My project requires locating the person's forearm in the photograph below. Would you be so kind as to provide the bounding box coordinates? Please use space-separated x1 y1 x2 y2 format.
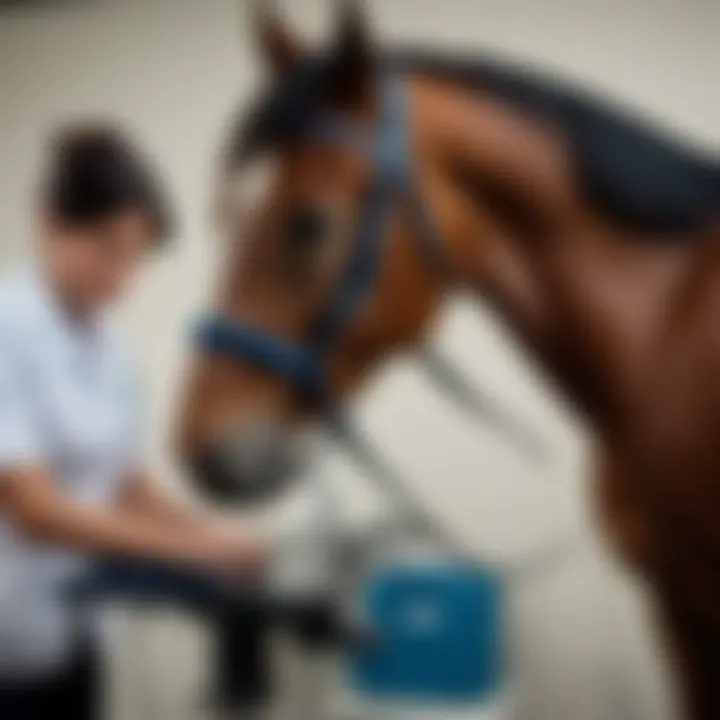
0 466 262 572
121 473 230 539
11 488 217 565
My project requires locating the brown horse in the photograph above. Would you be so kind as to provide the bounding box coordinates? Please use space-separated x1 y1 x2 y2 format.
176 4 720 716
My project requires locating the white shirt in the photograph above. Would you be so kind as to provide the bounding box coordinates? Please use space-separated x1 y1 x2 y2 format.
0 265 141 678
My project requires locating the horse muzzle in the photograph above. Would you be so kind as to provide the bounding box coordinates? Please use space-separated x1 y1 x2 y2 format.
187 420 310 504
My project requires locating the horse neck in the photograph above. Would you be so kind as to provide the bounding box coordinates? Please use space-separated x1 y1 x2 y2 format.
411 75 694 429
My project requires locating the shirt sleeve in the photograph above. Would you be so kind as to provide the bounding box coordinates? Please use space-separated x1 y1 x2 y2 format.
0 334 43 470
121 363 147 475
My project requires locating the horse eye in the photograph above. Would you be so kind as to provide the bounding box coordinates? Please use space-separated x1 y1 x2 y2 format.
284 206 328 250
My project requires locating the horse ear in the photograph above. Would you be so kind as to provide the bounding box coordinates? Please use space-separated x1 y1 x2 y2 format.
331 0 374 101
253 1 301 75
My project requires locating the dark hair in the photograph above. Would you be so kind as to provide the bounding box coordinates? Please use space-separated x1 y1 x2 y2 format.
42 123 174 246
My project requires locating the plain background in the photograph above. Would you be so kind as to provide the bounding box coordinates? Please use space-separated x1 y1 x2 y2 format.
1 1 718 718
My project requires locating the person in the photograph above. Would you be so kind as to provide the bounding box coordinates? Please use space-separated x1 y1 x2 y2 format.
0 124 265 719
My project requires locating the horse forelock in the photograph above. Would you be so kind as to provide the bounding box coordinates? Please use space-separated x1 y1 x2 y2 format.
224 54 338 169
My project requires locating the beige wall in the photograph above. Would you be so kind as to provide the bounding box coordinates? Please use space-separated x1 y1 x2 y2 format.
1 1 718 718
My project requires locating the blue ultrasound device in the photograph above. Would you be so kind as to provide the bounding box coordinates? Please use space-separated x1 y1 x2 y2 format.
350 561 505 703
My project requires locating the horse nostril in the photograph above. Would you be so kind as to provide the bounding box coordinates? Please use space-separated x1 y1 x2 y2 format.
187 435 302 505
188 446 243 503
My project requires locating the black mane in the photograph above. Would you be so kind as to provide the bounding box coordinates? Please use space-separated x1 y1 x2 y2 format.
232 47 720 235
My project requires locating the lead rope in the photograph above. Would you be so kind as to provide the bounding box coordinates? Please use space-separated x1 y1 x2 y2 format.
324 403 580 582
419 346 551 464
326 409 472 558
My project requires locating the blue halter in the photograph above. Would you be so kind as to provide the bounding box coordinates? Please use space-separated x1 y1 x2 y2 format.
196 75 431 406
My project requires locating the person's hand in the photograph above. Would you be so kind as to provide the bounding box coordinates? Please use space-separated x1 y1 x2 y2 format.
201 531 270 586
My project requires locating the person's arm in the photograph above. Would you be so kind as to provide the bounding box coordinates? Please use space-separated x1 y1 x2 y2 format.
0 464 253 567
118 471 266 561
0 331 261 570
119 471 223 534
